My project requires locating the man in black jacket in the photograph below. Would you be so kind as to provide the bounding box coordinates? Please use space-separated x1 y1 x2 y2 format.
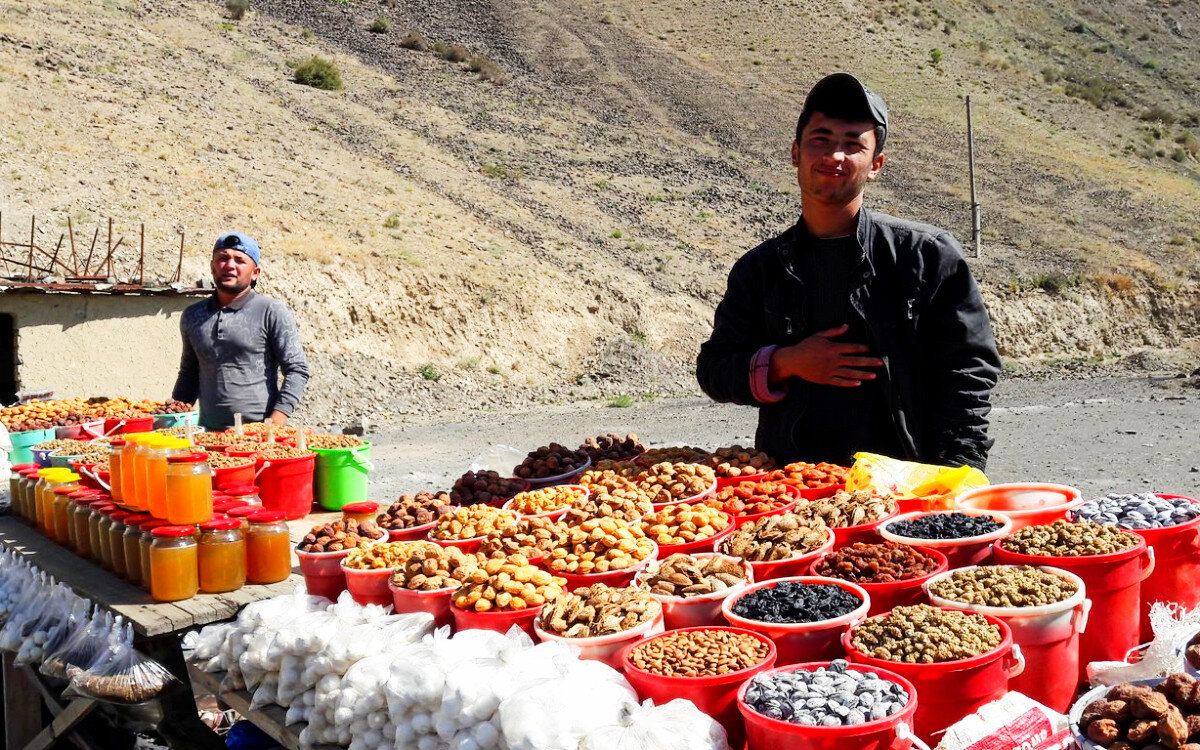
696 73 1001 471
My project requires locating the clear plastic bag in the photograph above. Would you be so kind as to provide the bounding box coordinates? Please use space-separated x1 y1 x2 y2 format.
0 577 70 653
579 699 730 750
63 620 177 704
15 596 89 667
0 553 37 626
499 659 637 750
41 609 114 680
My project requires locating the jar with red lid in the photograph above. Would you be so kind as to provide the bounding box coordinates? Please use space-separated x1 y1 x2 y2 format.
52 486 85 547
105 510 134 579
341 501 380 525
65 490 101 549
108 438 127 506
165 451 213 526
70 496 100 559
139 519 172 592
198 518 246 593
245 510 291 584
88 504 117 570
225 505 259 532
122 513 152 585
223 484 261 507
149 526 199 602
10 464 36 519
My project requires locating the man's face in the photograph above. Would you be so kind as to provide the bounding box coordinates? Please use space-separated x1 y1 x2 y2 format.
211 248 259 295
792 112 886 208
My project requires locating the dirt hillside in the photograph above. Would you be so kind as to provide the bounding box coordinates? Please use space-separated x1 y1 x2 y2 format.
0 0 1196 423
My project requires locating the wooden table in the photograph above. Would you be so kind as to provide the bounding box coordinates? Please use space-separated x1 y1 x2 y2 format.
187 668 340 750
0 511 342 750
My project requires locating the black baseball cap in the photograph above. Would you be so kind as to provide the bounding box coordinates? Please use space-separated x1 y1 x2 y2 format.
796 73 889 149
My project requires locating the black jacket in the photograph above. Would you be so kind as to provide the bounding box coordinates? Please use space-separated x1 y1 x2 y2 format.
696 208 1001 471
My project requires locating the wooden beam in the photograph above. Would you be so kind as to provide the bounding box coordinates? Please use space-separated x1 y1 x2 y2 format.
20 695 97 750
3 654 42 750
83 225 99 275
67 216 78 274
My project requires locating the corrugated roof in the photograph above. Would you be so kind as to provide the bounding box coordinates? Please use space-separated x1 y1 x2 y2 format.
0 280 208 296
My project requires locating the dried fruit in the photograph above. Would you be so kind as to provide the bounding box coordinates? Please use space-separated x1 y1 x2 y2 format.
538 584 660 637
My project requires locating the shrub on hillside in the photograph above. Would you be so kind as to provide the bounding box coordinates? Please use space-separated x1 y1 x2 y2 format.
438 44 470 63
226 0 249 20
399 32 429 51
369 15 391 34
293 56 343 90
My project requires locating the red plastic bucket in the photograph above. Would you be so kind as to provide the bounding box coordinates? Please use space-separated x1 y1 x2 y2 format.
255 452 315 519
388 519 440 542
555 549 657 592
654 512 736 556
1131 494 1200 641
621 626 777 749
533 610 665 668
811 547 949 616
924 565 1089 713
878 510 1013 569
705 483 799 529
451 601 541 636
844 610 1025 745
955 483 1081 530
797 483 843 501
212 460 256 491
296 548 352 601
634 554 754 631
738 662 928 750
103 416 155 436
723 528 836 582
722 577 870 666
341 563 396 606
993 536 1151 681
832 508 900 549
389 582 455 628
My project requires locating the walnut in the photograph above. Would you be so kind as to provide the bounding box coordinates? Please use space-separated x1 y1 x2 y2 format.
1087 718 1121 745
1131 691 1173 721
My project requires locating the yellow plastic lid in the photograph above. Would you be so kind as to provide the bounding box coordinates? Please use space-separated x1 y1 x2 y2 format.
60 473 81 482
38 468 71 477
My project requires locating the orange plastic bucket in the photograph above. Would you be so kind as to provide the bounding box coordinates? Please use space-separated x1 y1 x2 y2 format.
993 536 1152 680
955 483 1081 530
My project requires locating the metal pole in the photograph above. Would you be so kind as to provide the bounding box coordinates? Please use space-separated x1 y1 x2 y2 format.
966 95 982 259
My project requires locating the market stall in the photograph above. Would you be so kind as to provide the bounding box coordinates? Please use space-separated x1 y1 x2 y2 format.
1 419 1198 750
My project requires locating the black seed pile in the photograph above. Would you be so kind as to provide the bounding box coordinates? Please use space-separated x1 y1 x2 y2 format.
886 513 1003 540
732 582 862 624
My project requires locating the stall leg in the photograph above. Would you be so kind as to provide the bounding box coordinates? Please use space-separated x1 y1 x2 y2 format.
3 653 43 749
140 637 225 750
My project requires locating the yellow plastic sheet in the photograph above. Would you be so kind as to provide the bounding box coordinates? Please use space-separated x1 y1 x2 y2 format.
845 452 989 511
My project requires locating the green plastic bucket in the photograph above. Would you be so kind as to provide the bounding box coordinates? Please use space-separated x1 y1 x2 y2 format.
153 411 198 430
312 442 373 511
9 428 55 464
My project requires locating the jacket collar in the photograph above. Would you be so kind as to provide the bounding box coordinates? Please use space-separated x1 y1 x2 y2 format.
208 290 256 312
784 208 875 272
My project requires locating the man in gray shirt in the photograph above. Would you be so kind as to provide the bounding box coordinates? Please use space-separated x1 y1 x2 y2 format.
172 232 309 431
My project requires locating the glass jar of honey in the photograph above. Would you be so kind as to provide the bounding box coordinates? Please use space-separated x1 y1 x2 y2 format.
224 505 258 533
245 510 291 584
121 513 152 586
35 469 74 537
341 502 380 525
123 433 154 512
139 519 171 592
14 467 35 520
223 484 262 507
146 438 189 519
149 526 199 602
107 438 127 506
165 452 214 525
70 496 100 559
88 503 116 569
105 510 133 579
62 489 100 549
197 518 246 593
10 464 35 519
51 486 80 547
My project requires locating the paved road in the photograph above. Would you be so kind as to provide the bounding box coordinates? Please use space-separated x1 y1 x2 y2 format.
366 377 1199 500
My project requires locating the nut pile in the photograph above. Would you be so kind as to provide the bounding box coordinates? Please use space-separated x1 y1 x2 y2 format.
512 443 589 480
306 434 366 449
344 542 427 569
565 473 652 525
479 516 569 559
732 582 862 624
640 554 748 597
929 566 1078 608
767 461 849 489
637 446 711 465
639 504 731 546
452 555 565 612
204 453 254 470
703 446 777 478
538 584 661 637
1001 520 1140 557
851 605 1001 663
547 517 656 574
508 486 586 515
702 481 794 517
193 432 250 448
794 490 896 528
628 629 770 677
377 492 454 530
1078 675 1200 748
389 543 482 591
886 512 1004 540
1072 493 1200 530
247 444 313 459
744 660 909 726
718 513 830 562
297 519 385 552
33 439 91 454
429 506 518 541
449 470 527 506
634 462 716 504
578 433 645 463
814 542 940 583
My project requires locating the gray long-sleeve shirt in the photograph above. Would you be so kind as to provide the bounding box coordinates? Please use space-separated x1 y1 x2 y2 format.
172 291 309 431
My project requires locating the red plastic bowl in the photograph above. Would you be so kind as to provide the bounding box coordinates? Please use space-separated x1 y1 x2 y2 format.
533 610 665 668
296 547 352 601
714 471 768 489
387 518 440 542
956 483 1081 530
797 483 844 500
621 626 777 749
389 581 456 628
879 509 1013 569
341 562 397 606
501 485 587 520
652 511 736 557
831 508 901 548
635 554 754 631
721 528 836 582
810 546 949 616
650 478 718 510
722 577 871 666
554 549 658 592
451 601 541 636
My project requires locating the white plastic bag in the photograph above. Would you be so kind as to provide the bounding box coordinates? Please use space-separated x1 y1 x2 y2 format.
1087 603 1200 686
500 659 637 749
579 699 730 750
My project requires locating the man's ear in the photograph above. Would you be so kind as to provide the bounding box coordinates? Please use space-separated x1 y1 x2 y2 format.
790 140 800 168
867 152 886 180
